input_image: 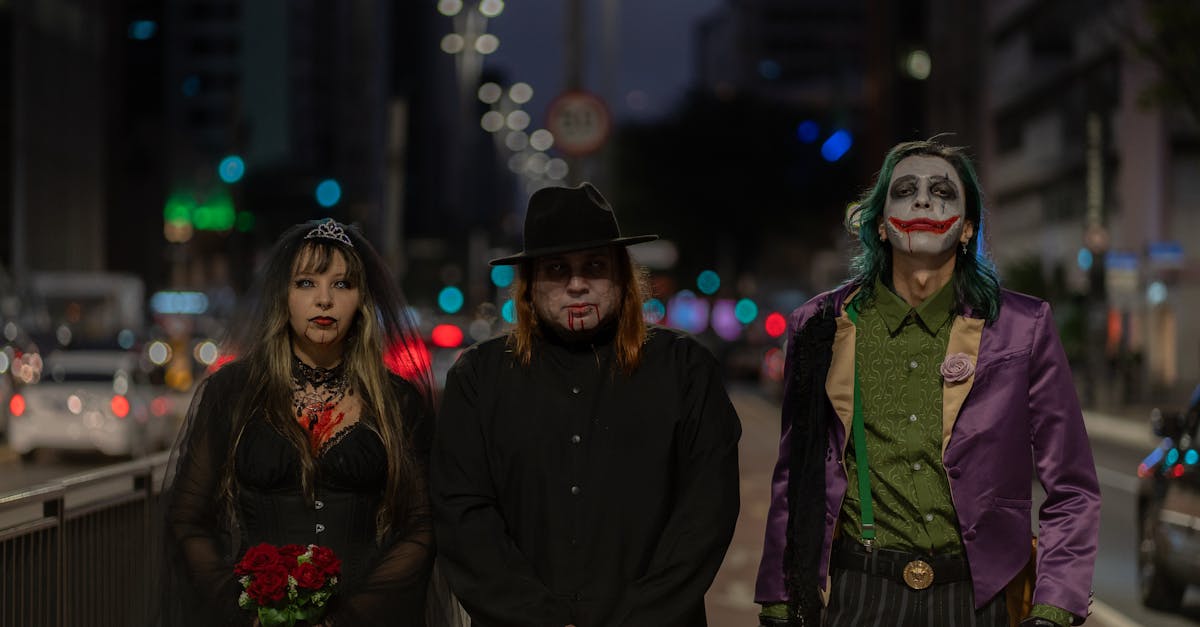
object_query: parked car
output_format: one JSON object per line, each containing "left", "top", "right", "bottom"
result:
{"left": 1136, "top": 396, "right": 1200, "bottom": 611}
{"left": 8, "top": 350, "right": 169, "bottom": 460}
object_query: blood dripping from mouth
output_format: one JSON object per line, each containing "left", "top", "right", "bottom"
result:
{"left": 567, "top": 305, "right": 598, "bottom": 331}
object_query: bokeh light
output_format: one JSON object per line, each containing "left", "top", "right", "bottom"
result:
{"left": 431, "top": 324, "right": 464, "bottom": 348}
{"left": 643, "top": 298, "right": 666, "bottom": 324}
{"left": 315, "top": 179, "right": 342, "bottom": 207}
{"left": 506, "top": 110, "right": 531, "bottom": 131}
{"left": 437, "top": 0, "right": 463, "bottom": 16}
{"left": 479, "top": 0, "right": 505, "bottom": 17}
{"left": 481, "top": 111, "right": 505, "bottom": 132}
{"left": 764, "top": 312, "right": 787, "bottom": 337}
{"left": 509, "top": 82, "right": 533, "bottom": 104}
{"left": 734, "top": 298, "right": 759, "bottom": 324}
{"left": 440, "top": 33, "right": 465, "bottom": 54}
{"left": 218, "top": 155, "right": 245, "bottom": 183}
{"left": 697, "top": 270, "right": 721, "bottom": 295}
{"left": 501, "top": 299, "right": 516, "bottom": 323}
{"left": 821, "top": 130, "right": 853, "bottom": 162}
{"left": 667, "top": 291, "right": 709, "bottom": 334}
{"left": 797, "top": 120, "right": 820, "bottom": 143}
{"left": 490, "top": 265, "right": 515, "bottom": 288}
{"left": 438, "top": 286, "right": 465, "bottom": 314}
{"left": 905, "top": 50, "right": 932, "bottom": 80}
{"left": 478, "top": 82, "right": 503, "bottom": 104}
{"left": 711, "top": 300, "right": 742, "bottom": 341}
{"left": 529, "top": 129, "right": 554, "bottom": 151}
{"left": 474, "top": 33, "right": 500, "bottom": 55}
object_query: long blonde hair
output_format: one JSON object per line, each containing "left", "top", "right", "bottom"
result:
{"left": 507, "top": 245, "right": 651, "bottom": 374}
{"left": 222, "top": 223, "right": 427, "bottom": 538}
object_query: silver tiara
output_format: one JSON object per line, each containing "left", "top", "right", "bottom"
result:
{"left": 304, "top": 220, "right": 354, "bottom": 247}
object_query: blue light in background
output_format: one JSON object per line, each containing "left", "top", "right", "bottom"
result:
{"left": 1076, "top": 248, "right": 1093, "bottom": 271}
{"left": 218, "top": 156, "right": 245, "bottom": 184}
{"left": 315, "top": 179, "right": 342, "bottom": 207}
{"left": 501, "top": 299, "right": 516, "bottom": 323}
{"left": 490, "top": 265, "right": 515, "bottom": 288}
{"left": 758, "top": 59, "right": 782, "bottom": 80}
{"left": 643, "top": 298, "right": 666, "bottom": 324}
{"left": 181, "top": 75, "right": 201, "bottom": 97}
{"left": 734, "top": 298, "right": 759, "bottom": 324}
{"left": 437, "top": 286, "right": 464, "bottom": 314}
{"left": 821, "top": 130, "right": 853, "bottom": 162}
{"left": 1186, "top": 449, "right": 1199, "bottom": 465}
{"left": 1147, "top": 281, "right": 1168, "bottom": 306}
{"left": 150, "top": 291, "right": 209, "bottom": 315}
{"left": 1167, "top": 448, "right": 1180, "bottom": 466}
{"left": 796, "top": 120, "right": 820, "bottom": 144}
{"left": 128, "top": 20, "right": 157, "bottom": 40}
{"left": 697, "top": 270, "right": 721, "bottom": 295}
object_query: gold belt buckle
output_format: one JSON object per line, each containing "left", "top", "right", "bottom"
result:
{"left": 902, "top": 559, "right": 934, "bottom": 590}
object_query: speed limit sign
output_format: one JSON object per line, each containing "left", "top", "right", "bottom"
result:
{"left": 545, "top": 90, "right": 612, "bottom": 157}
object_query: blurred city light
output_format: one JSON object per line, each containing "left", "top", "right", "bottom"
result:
{"left": 1168, "top": 448, "right": 1180, "bottom": 466}
{"left": 479, "top": 0, "right": 505, "bottom": 18}
{"left": 315, "top": 179, "right": 342, "bottom": 208}
{"left": 437, "top": 0, "right": 464, "bottom": 17}
{"left": 509, "top": 82, "right": 534, "bottom": 104}
{"left": 1147, "top": 281, "right": 1168, "bottom": 306}
{"left": 0, "top": 352, "right": 9, "bottom": 374}
{"left": 545, "top": 158, "right": 569, "bottom": 180}
{"left": 1076, "top": 248, "right": 1093, "bottom": 271}
{"left": 1187, "top": 449, "right": 1199, "bottom": 465}
{"left": 697, "top": 270, "right": 721, "bottom": 295}
{"left": 478, "top": 82, "right": 503, "bottom": 104}
{"left": 474, "top": 34, "right": 500, "bottom": 55}
{"left": 821, "top": 130, "right": 853, "bottom": 162}
{"left": 432, "top": 324, "right": 465, "bottom": 348}
{"left": 128, "top": 20, "right": 157, "bottom": 40}
{"left": 905, "top": 50, "right": 932, "bottom": 80}
{"left": 56, "top": 325, "right": 72, "bottom": 346}
{"left": 667, "top": 291, "right": 709, "bottom": 334}
{"left": 501, "top": 299, "right": 516, "bottom": 323}
{"left": 469, "top": 319, "right": 492, "bottom": 342}
{"left": 734, "top": 298, "right": 759, "bottom": 324}
{"left": 481, "top": 110, "right": 505, "bottom": 132}
{"left": 490, "top": 265, "right": 515, "bottom": 288}
{"left": 148, "top": 341, "right": 172, "bottom": 366}
{"left": 711, "top": 300, "right": 742, "bottom": 341}
{"left": 181, "top": 75, "right": 201, "bottom": 97}
{"left": 440, "top": 33, "right": 465, "bottom": 54}
{"left": 507, "top": 153, "right": 528, "bottom": 174}
{"left": 117, "top": 329, "right": 136, "bottom": 350}
{"left": 758, "top": 59, "right": 782, "bottom": 80}
{"left": 10, "top": 394, "right": 25, "bottom": 417}
{"left": 505, "top": 131, "right": 529, "bottom": 151}
{"left": 643, "top": 298, "right": 666, "bottom": 324}
{"left": 236, "top": 211, "right": 256, "bottom": 232}
{"left": 506, "top": 110, "right": 531, "bottom": 131}
{"left": 797, "top": 120, "right": 820, "bottom": 144}
{"left": 218, "top": 155, "right": 245, "bottom": 183}
{"left": 764, "top": 312, "right": 787, "bottom": 337}
{"left": 438, "top": 286, "right": 465, "bottom": 314}
{"left": 3, "top": 322, "right": 16, "bottom": 341}
{"left": 195, "top": 340, "right": 220, "bottom": 366}
{"left": 151, "top": 291, "right": 209, "bottom": 315}
{"left": 524, "top": 152, "right": 549, "bottom": 175}
{"left": 1173, "top": 464, "right": 1186, "bottom": 478}
{"left": 529, "top": 129, "right": 554, "bottom": 151}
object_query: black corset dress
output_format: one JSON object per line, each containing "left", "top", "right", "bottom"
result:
{"left": 234, "top": 420, "right": 386, "bottom": 591}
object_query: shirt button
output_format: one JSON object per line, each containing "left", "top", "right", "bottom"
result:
{"left": 912, "top": 462, "right": 922, "bottom": 471}
{"left": 570, "top": 485, "right": 581, "bottom": 495}
{"left": 315, "top": 523, "right": 326, "bottom": 533}
{"left": 909, "top": 414, "right": 918, "bottom": 422}
{"left": 314, "top": 500, "right": 324, "bottom": 510}
{"left": 571, "top": 386, "right": 581, "bottom": 394}
{"left": 570, "top": 434, "right": 582, "bottom": 444}
{"left": 909, "top": 360, "right": 919, "bottom": 370}
{"left": 924, "top": 513, "right": 934, "bottom": 522}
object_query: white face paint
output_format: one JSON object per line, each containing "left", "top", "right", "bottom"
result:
{"left": 288, "top": 249, "right": 361, "bottom": 355}
{"left": 880, "top": 155, "right": 974, "bottom": 258}
{"left": 531, "top": 247, "right": 621, "bottom": 337}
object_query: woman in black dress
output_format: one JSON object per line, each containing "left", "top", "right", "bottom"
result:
{"left": 159, "top": 220, "right": 453, "bottom": 626}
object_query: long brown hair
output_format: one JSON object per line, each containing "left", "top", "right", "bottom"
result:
{"left": 221, "top": 222, "right": 429, "bottom": 538}
{"left": 507, "top": 245, "right": 650, "bottom": 373}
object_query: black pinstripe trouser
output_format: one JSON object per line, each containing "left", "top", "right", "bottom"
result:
{"left": 824, "top": 564, "right": 1008, "bottom": 627}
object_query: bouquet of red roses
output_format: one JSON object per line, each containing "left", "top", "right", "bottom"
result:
{"left": 234, "top": 543, "right": 341, "bottom": 627}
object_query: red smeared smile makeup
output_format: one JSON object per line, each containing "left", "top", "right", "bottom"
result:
{"left": 888, "top": 215, "right": 960, "bottom": 234}
{"left": 310, "top": 316, "right": 336, "bottom": 327}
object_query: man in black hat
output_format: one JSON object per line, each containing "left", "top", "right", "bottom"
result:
{"left": 431, "top": 182, "right": 742, "bottom": 627}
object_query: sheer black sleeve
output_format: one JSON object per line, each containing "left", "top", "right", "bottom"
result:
{"left": 159, "top": 366, "right": 246, "bottom": 626}
{"left": 323, "top": 377, "right": 438, "bottom": 626}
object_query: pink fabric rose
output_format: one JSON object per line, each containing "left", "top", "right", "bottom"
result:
{"left": 940, "top": 352, "right": 974, "bottom": 384}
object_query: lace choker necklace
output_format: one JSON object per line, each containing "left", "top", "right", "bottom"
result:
{"left": 291, "top": 355, "right": 347, "bottom": 388}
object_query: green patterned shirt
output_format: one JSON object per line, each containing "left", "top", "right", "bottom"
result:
{"left": 839, "top": 277, "right": 962, "bottom": 553}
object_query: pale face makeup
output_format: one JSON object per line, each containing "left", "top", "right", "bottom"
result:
{"left": 531, "top": 247, "right": 621, "bottom": 337}
{"left": 880, "top": 155, "right": 974, "bottom": 258}
{"left": 288, "top": 248, "right": 361, "bottom": 363}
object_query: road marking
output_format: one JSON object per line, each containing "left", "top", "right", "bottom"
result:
{"left": 1090, "top": 598, "right": 1144, "bottom": 627}
{"left": 1096, "top": 466, "right": 1140, "bottom": 494}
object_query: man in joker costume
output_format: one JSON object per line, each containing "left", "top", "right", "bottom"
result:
{"left": 755, "top": 140, "right": 1099, "bottom": 626}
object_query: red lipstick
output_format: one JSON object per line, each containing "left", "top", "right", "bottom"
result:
{"left": 888, "top": 216, "right": 960, "bottom": 234}
{"left": 310, "top": 317, "right": 336, "bottom": 326}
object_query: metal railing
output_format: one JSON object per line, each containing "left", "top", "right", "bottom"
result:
{"left": 0, "top": 452, "right": 170, "bottom": 627}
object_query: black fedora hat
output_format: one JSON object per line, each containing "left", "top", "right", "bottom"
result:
{"left": 489, "top": 182, "right": 658, "bottom": 265}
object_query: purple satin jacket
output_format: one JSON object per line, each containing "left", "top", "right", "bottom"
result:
{"left": 754, "top": 284, "right": 1100, "bottom": 617}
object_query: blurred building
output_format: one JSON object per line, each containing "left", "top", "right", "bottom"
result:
{"left": 980, "top": 0, "right": 1200, "bottom": 401}
{"left": 2, "top": 0, "right": 165, "bottom": 279}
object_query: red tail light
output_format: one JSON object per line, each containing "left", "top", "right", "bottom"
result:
{"left": 110, "top": 395, "right": 130, "bottom": 418}
{"left": 151, "top": 396, "right": 170, "bottom": 417}
{"left": 9, "top": 393, "right": 25, "bottom": 417}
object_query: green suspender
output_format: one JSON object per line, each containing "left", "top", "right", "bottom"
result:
{"left": 846, "top": 303, "right": 875, "bottom": 549}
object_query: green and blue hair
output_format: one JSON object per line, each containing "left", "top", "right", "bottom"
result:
{"left": 845, "top": 139, "right": 1002, "bottom": 321}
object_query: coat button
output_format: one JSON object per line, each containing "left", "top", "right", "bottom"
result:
{"left": 314, "top": 500, "right": 324, "bottom": 510}
{"left": 962, "top": 529, "right": 977, "bottom": 541}
{"left": 909, "top": 360, "right": 919, "bottom": 370}
{"left": 571, "top": 386, "right": 581, "bottom": 394}
{"left": 315, "top": 523, "right": 325, "bottom": 533}
{"left": 570, "top": 434, "right": 582, "bottom": 444}
{"left": 570, "top": 485, "right": 581, "bottom": 495}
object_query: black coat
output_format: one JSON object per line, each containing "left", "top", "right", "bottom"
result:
{"left": 431, "top": 326, "right": 742, "bottom": 627}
